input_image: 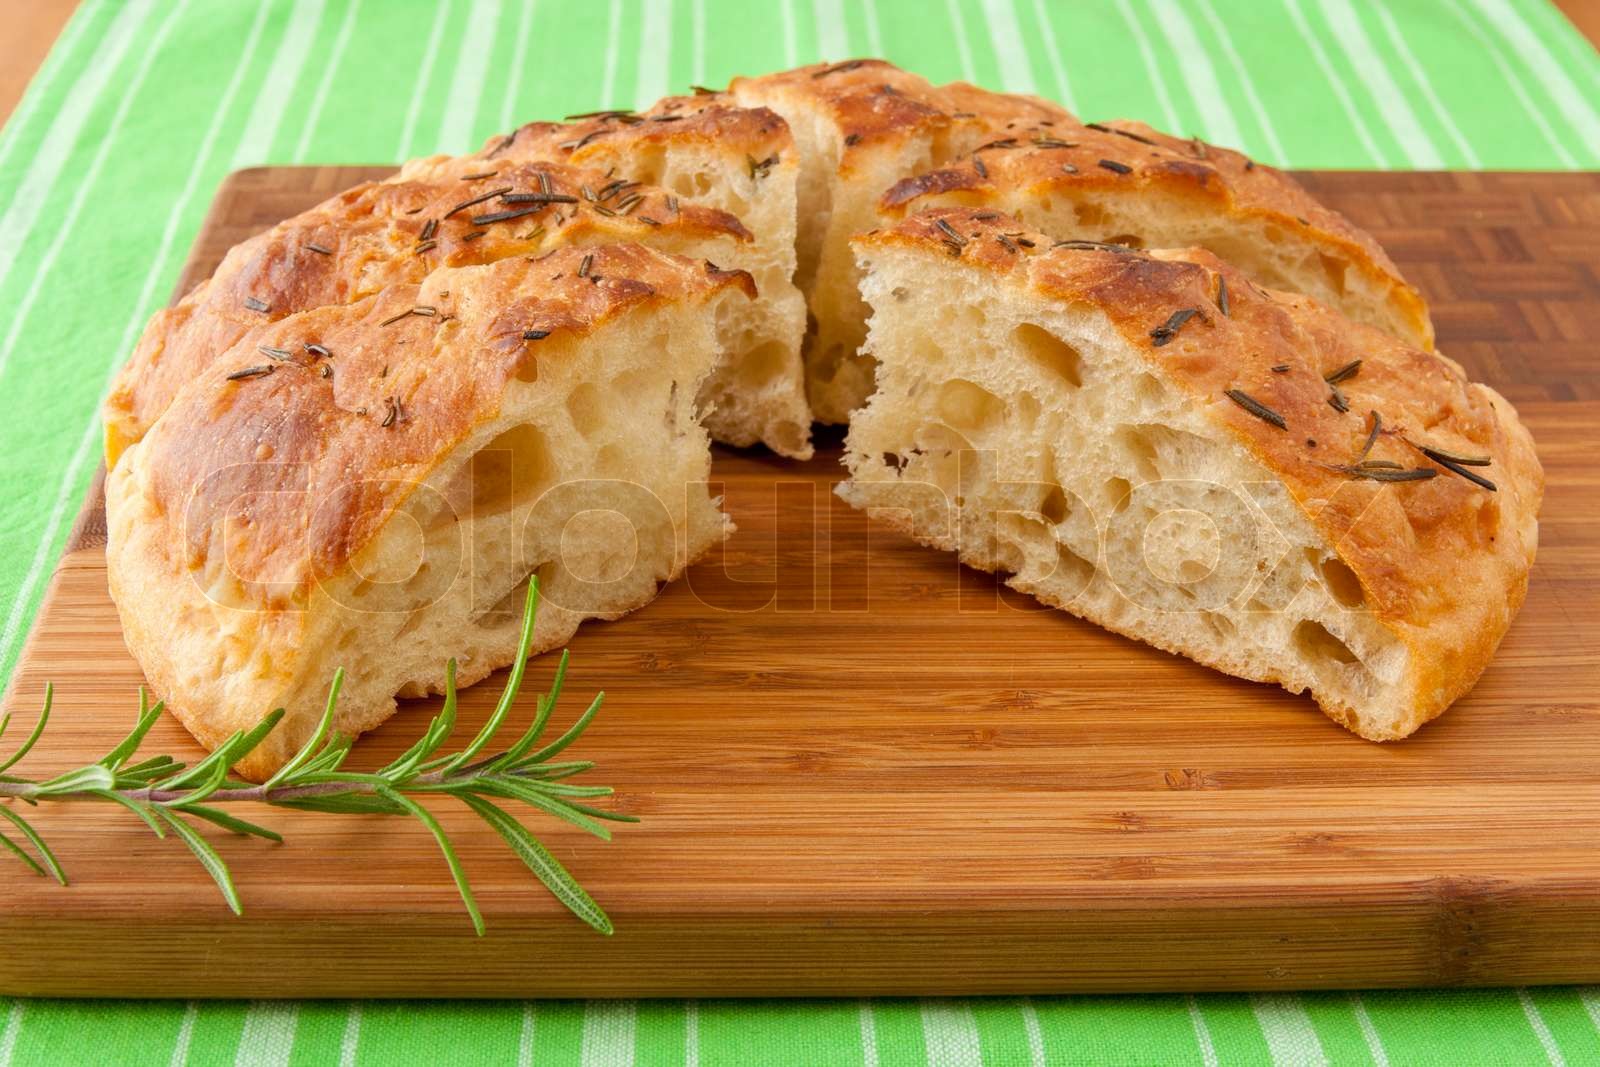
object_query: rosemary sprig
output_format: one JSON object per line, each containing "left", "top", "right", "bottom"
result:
{"left": 0, "top": 580, "right": 628, "bottom": 935}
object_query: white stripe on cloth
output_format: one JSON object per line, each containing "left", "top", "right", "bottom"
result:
{"left": 1250, "top": 993, "right": 1328, "bottom": 1067}
{"left": 1192, "top": 0, "right": 1289, "bottom": 163}
{"left": 1581, "top": 987, "right": 1600, "bottom": 1034}
{"left": 0, "top": 0, "right": 190, "bottom": 383}
{"left": 1443, "top": 0, "right": 1578, "bottom": 167}
{"left": 1348, "top": 993, "right": 1390, "bottom": 1067}
{"left": 812, "top": 0, "right": 850, "bottom": 62}
{"left": 167, "top": 1002, "right": 198, "bottom": 1067}
{"left": 1187, "top": 996, "right": 1220, "bottom": 1067}
{"left": 1519, "top": 989, "right": 1567, "bottom": 1067}
{"left": 601, "top": 0, "right": 623, "bottom": 107}
{"left": 396, "top": 0, "right": 454, "bottom": 158}
{"left": 692, "top": 0, "right": 706, "bottom": 85}
{"left": 684, "top": 1000, "right": 699, "bottom": 1067}
{"left": 858, "top": 1000, "right": 879, "bottom": 1067}
{"left": 1470, "top": 0, "right": 1600, "bottom": 155}
{"left": 634, "top": 0, "right": 672, "bottom": 111}
{"left": 861, "top": 0, "right": 883, "bottom": 56}
{"left": 1027, "top": 0, "right": 1077, "bottom": 112}
{"left": 0, "top": 0, "right": 273, "bottom": 677}
{"left": 499, "top": 0, "right": 537, "bottom": 136}
{"left": 1371, "top": 2, "right": 1482, "bottom": 168}
{"left": 1146, "top": 0, "right": 1246, "bottom": 148}
{"left": 231, "top": 0, "right": 328, "bottom": 167}
{"left": 944, "top": 0, "right": 978, "bottom": 82}
{"left": 339, "top": 1004, "right": 361, "bottom": 1067}
{"left": 0, "top": 1002, "right": 23, "bottom": 1067}
{"left": 517, "top": 1002, "right": 537, "bottom": 1067}
{"left": 980, "top": 0, "right": 1039, "bottom": 94}
{"left": 1112, "top": 0, "right": 1182, "bottom": 132}
{"left": 292, "top": 0, "right": 364, "bottom": 163}
{"left": 438, "top": 0, "right": 502, "bottom": 154}
{"left": 1020, "top": 998, "right": 1046, "bottom": 1067}
{"left": 580, "top": 1000, "right": 636, "bottom": 1067}
{"left": 920, "top": 1000, "right": 983, "bottom": 1067}
{"left": 781, "top": 0, "right": 799, "bottom": 68}
{"left": 0, "top": 0, "right": 155, "bottom": 302}
{"left": 1279, "top": 0, "right": 1390, "bottom": 167}
{"left": 1316, "top": 0, "right": 1444, "bottom": 168}
{"left": 234, "top": 1001, "right": 299, "bottom": 1067}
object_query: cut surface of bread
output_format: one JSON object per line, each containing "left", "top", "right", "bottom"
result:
{"left": 879, "top": 119, "right": 1433, "bottom": 351}
{"left": 109, "top": 123, "right": 808, "bottom": 469}
{"left": 106, "top": 245, "right": 753, "bottom": 780}
{"left": 450, "top": 92, "right": 811, "bottom": 454}
{"left": 730, "top": 59, "right": 1076, "bottom": 422}
{"left": 841, "top": 209, "right": 1541, "bottom": 740}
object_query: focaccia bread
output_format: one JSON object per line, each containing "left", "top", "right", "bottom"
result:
{"left": 443, "top": 92, "right": 811, "bottom": 454}
{"left": 106, "top": 245, "right": 754, "bottom": 781}
{"left": 840, "top": 209, "right": 1541, "bottom": 739}
{"left": 106, "top": 157, "right": 809, "bottom": 467}
{"left": 879, "top": 119, "right": 1433, "bottom": 351}
{"left": 730, "top": 59, "right": 1076, "bottom": 421}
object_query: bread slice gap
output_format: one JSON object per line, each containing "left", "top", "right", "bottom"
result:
{"left": 841, "top": 210, "right": 1541, "bottom": 741}
{"left": 878, "top": 119, "right": 1433, "bottom": 352}
{"left": 106, "top": 245, "right": 753, "bottom": 781}
{"left": 730, "top": 59, "right": 1075, "bottom": 422}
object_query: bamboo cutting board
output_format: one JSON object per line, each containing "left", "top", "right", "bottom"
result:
{"left": 2, "top": 168, "right": 1599, "bottom": 999}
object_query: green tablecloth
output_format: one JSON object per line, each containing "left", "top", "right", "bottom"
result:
{"left": 1, "top": 1, "right": 1597, "bottom": 1063}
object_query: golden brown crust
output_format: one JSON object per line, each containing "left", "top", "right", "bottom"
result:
{"left": 858, "top": 208, "right": 1542, "bottom": 735}
{"left": 731, "top": 59, "right": 1074, "bottom": 173}
{"left": 458, "top": 91, "right": 792, "bottom": 175}
{"left": 105, "top": 160, "right": 751, "bottom": 468}
{"left": 878, "top": 119, "right": 1433, "bottom": 349}
{"left": 136, "top": 245, "right": 753, "bottom": 600}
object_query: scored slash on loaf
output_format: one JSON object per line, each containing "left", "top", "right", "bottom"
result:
{"left": 101, "top": 59, "right": 1541, "bottom": 777}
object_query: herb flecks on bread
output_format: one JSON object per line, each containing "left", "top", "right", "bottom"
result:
{"left": 107, "top": 246, "right": 754, "bottom": 780}
{"left": 841, "top": 209, "right": 1540, "bottom": 739}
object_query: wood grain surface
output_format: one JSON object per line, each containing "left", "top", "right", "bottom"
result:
{"left": 1, "top": 167, "right": 1598, "bottom": 998}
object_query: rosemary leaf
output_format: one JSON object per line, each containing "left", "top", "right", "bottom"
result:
{"left": 154, "top": 808, "right": 243, "bottom": 915}
{"left": 0, "top": 683, "right": 51, "bottom": 773}
{"left": 462, "top": 794, "right": 613, "bottom": 935}
{"left": 0, "top": 805, "right": 64, "bottom": 883}
{"left": 376, "top": 783, "right": 484, "bottom": 935}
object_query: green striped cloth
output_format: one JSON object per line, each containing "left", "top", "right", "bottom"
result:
{"left": 1, "top": 1, "right": 1597, "bottom": 1063}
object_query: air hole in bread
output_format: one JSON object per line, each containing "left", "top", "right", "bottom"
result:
{"left": 1294, "top": 619, "right": 1359, "bottom": 667}
{"left": 1074, "top": 202, "right": 1108, "bottom": 228}
{"left": 1041, "top": 484, "right": 1071, "bottom": 525}
{"left": 1104, "top": 476, "right": 1133, "bottom": 515}
{"left": 566, "top": 382, "right": 605, "bottom": 438}
{"left": 1134, "top": 373, "right": 1166, "bottom": 407}
{"left": 1105, "top": 233, "right": 1145, "bottom": 249}
{"left": 937, "top": 379, "right": 1005, "bottom": 435}
{"left": 1116, "top": 426, "right": 1161, "bottom": 483}
{"left": 735, "top": 340, "right": 789, "bottom": 388}
{"left": 1013, "top": 323, "right": 1083, "bottom": 389}
{"left": 1319, "top": 252, "right": 1350, "bottom": 297}
{"left": 1318, "top": 556, "right": 1366, "bottom": 608}
{"left": 469, "top": 423, "right": 555, "bottom": 519}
